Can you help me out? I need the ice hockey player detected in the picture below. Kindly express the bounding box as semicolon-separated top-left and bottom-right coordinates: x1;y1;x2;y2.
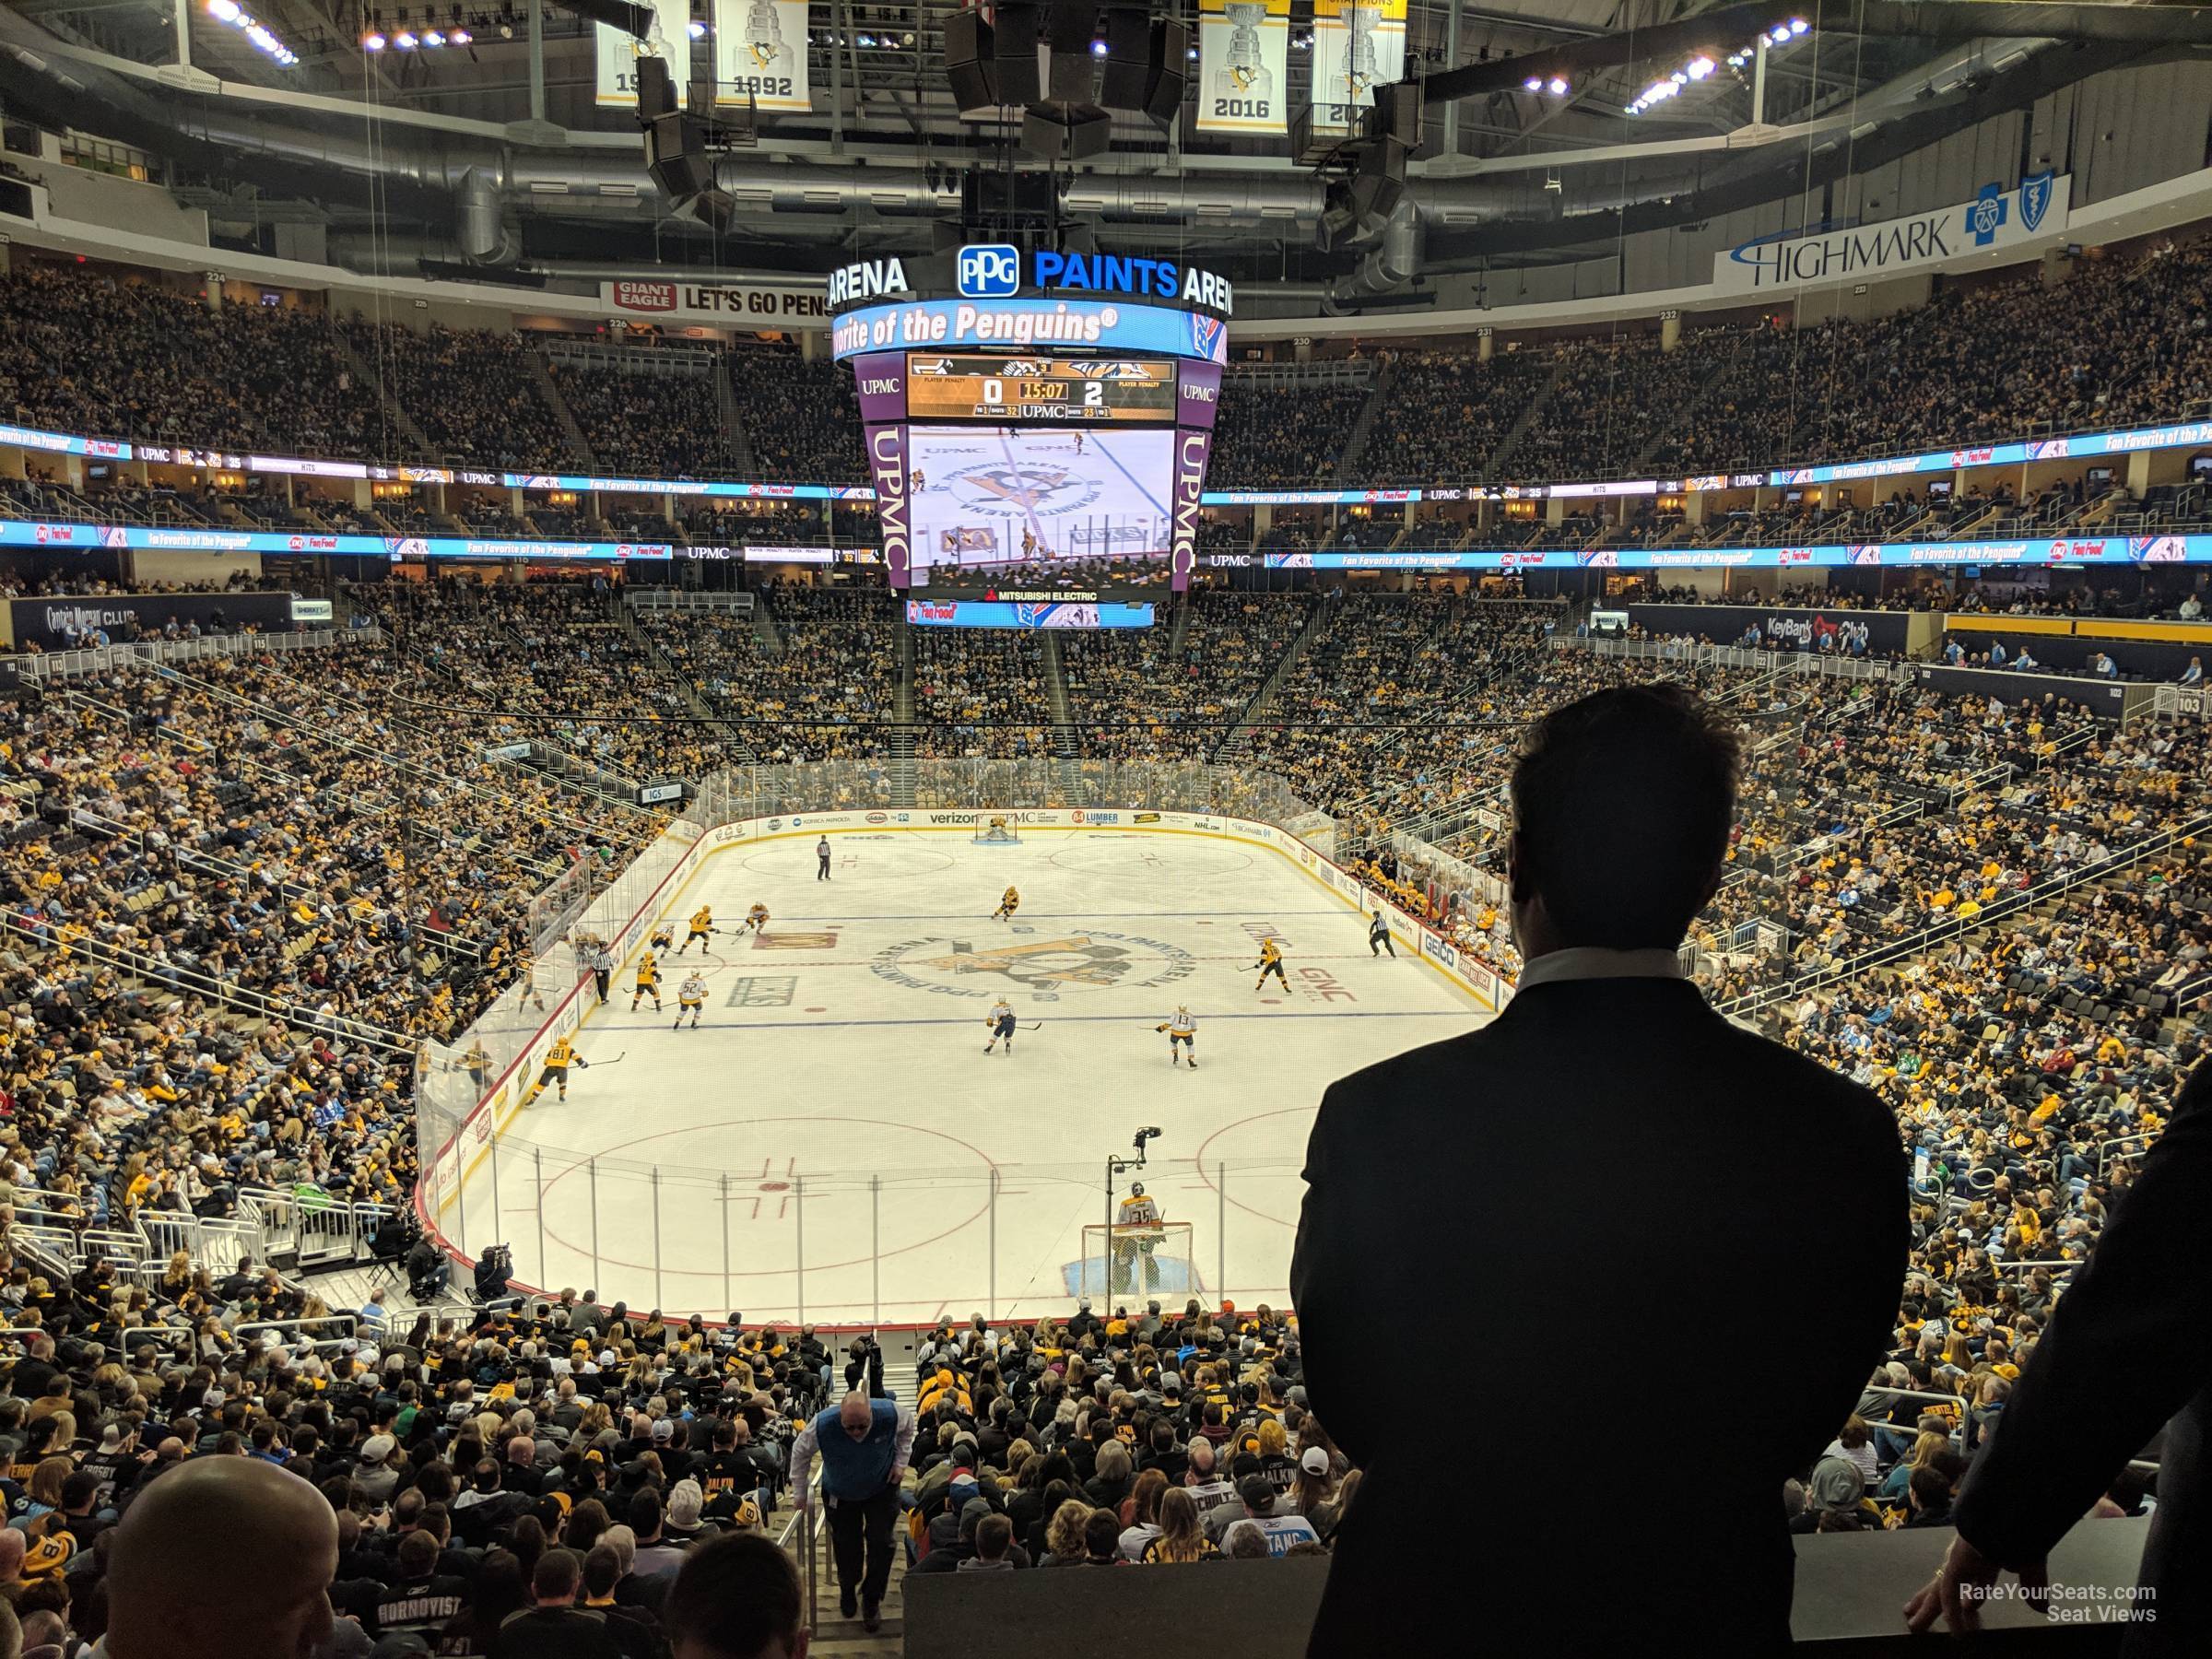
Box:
1369;910;1395;959
524;1034;588;1105
983;997;1017;1055
1253;937;1288;992
650;919;676;954
678;904;714;955
630;950;664;1012
993;886;1020;923
1156;1006;1197;1069
743;901;771;935
676;969;708;1030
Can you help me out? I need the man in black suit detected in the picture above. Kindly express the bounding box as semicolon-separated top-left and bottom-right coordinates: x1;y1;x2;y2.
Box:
1909;1056;2210;1649
1293;684;1908;1654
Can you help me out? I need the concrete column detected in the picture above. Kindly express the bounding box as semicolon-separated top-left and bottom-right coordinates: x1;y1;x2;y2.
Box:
800;330;822;363
204;274;224;312
1659;310;1681;351
1294;338;1313;363
1476;328;1494;364
2125;451;2153;499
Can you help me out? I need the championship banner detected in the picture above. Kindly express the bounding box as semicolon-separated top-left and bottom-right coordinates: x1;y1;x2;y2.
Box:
1196;0;1290;135
594;0;688;108
1309;0;1406;135
712;0;809;112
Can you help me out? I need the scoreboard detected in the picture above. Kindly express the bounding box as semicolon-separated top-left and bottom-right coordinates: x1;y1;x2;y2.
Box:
904;354;1178;423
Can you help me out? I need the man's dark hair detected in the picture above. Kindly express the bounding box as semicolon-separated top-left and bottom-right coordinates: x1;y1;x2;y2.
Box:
1083;1508;1122;1558
1511;683;1740;948
535;1547;582;1601
582;1541;623;1598
629;1488;663;1538
397;1528;439;1575
974;1512;1014;1560
664;1532;803;1657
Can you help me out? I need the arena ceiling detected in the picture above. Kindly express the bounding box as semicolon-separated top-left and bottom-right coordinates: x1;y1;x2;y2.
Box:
0;1;2205;293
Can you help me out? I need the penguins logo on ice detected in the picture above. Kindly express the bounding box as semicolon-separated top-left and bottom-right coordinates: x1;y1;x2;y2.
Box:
874;929;1195;997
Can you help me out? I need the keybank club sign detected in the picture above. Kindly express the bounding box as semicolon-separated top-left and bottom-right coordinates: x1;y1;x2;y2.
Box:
1713;172;2069;295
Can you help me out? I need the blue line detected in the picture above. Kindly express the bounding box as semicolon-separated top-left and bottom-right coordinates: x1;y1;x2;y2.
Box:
721;909;1354;922
594;1010;1472;1031
1095;431;1171;522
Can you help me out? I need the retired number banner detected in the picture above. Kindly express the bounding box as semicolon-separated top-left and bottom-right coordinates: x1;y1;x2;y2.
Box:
1196;0;1289;135
713;0;810;112
594;0;689;108
1310;0;1406;135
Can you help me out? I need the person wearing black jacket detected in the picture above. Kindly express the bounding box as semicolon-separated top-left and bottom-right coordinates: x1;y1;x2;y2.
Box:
1910;1056;2212;1649
1293;687;1907;1656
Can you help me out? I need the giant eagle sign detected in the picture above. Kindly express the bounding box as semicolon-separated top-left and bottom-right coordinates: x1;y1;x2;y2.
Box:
1712;172;2068;295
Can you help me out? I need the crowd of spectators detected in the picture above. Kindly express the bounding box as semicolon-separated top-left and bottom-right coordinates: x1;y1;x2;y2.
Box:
730;353;866;484
0;266;386;458
551;358;732;479
1206;374;1371;490
345;324;573;472
911;631;1052;759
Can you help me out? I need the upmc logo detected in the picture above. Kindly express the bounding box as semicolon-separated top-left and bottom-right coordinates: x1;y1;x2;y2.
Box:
958;243;1019;298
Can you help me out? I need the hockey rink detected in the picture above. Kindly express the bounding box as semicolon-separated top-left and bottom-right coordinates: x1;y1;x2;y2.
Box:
454;829;1493;1327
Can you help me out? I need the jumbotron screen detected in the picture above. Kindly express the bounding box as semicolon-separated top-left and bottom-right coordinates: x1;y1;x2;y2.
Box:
908;424;1174;573
904;354;1179;424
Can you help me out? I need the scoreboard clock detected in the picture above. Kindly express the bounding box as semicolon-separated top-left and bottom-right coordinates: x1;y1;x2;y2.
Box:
904;354;1179;423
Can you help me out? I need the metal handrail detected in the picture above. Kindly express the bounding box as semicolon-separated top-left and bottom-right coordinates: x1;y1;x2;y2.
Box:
778;1462;824;1633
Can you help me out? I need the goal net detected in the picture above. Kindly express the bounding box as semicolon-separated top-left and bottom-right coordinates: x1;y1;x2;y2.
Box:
1073;1220;1201;1302
971;815;1023;845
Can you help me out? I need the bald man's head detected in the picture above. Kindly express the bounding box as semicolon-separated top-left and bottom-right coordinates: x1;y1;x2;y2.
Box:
106;1457;337;1659
0;1526;22;1583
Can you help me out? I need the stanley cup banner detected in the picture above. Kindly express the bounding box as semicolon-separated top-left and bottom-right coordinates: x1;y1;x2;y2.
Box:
1196;0;1291;135
1310;0;1406;135
594;0;688;106
713;0;811;112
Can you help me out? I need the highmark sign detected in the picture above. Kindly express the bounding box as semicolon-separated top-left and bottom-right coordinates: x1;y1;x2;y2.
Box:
1712;172;2068;295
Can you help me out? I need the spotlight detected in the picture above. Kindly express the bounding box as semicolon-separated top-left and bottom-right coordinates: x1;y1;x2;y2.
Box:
1523;76;1541;91
1548;76;1569;94
423;27;444;44
1090;37;1107;56
206;0;241;19
450;25;470;41
499;22;513;37
1770;27;1792;45
856;30;873;46
1688;55;1714;79
362;29;387;50
1670;70;1686;84
394;28;417;47
687;18;704;37
1789;18;1809;34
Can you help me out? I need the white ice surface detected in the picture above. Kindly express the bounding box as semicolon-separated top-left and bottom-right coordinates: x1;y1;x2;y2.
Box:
456;830;1490;1327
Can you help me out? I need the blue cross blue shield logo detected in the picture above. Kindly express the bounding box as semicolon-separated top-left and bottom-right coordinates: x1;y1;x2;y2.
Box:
1965;183;2009;248
2018;171;2055;233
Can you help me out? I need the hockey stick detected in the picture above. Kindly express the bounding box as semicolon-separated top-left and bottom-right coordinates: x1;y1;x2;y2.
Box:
1021;1020;1044;1031
580;1051;629;1068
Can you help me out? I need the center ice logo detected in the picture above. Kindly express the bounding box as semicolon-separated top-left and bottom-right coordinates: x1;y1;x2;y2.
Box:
948;463;1104;519
872;930;1194;1001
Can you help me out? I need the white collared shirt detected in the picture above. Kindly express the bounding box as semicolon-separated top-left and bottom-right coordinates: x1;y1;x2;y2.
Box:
1513;946;1688;992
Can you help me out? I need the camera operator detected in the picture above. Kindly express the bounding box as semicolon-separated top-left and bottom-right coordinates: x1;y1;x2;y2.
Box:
472;1242;513;1305
406;1232;448;1300
844;1335;887;1400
